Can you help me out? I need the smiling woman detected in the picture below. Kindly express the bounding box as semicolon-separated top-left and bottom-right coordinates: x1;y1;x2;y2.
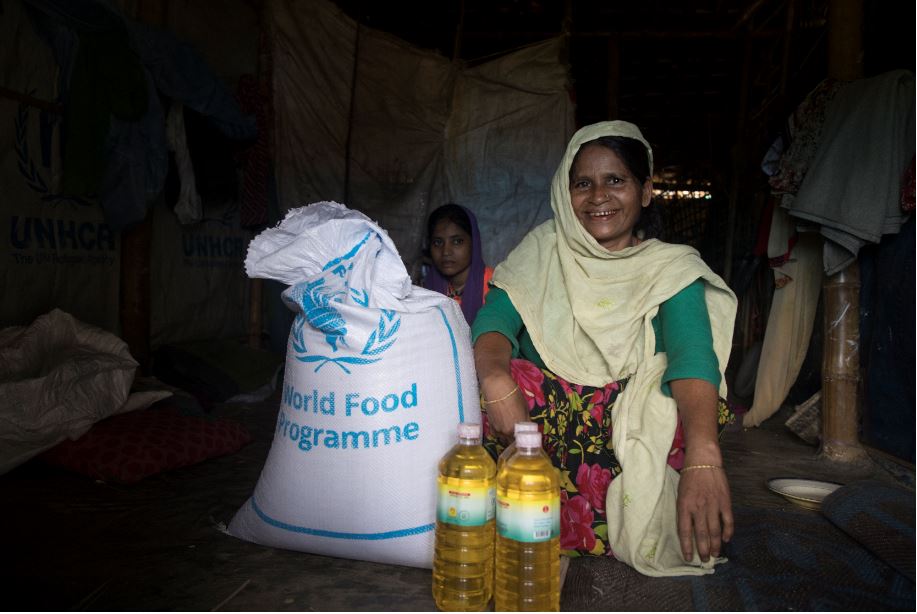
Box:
471;120;739;577
568;139;653;251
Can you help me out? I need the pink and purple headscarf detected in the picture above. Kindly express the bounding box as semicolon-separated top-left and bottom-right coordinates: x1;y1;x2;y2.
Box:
423;204;487;326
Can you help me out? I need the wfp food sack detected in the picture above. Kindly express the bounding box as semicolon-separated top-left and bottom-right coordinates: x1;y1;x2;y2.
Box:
228;202;478;568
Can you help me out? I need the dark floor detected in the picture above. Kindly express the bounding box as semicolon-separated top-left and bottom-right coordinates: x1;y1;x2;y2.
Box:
0;397;912;611
721;405;912;511
561;405;915;611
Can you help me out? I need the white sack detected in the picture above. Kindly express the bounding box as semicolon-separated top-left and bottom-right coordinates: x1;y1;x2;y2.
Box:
229;202;477;568
0;309;138;474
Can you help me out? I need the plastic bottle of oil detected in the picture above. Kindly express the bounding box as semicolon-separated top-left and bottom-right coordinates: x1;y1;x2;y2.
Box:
494;430;560;611
496;421;539;473
432;422;497;611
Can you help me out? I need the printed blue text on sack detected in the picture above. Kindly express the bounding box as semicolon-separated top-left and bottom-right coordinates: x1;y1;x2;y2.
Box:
280;383;420;453
283;383;417;416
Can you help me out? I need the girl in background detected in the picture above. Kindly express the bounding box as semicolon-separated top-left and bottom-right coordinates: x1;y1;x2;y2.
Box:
422;204;493;326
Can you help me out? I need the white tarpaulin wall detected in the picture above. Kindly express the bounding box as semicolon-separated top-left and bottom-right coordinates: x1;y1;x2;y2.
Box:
270;0;575;270
1;0;254;346
150;199;252;348
0;0;121;333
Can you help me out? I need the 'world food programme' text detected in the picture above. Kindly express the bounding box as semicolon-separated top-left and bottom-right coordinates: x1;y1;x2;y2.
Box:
277;383;420;453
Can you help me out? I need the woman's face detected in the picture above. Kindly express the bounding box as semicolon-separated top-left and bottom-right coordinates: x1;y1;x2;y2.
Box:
569;143;652;252
429;219;472;285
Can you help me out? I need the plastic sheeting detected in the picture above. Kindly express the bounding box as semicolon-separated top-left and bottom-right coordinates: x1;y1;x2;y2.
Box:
0;0;121;332
269;0;574;271
0;309;138;475
1;0;253;346
150;199;252;349
860;217;916;462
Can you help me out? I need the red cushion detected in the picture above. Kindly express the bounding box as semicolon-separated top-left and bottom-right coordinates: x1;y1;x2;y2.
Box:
40;405;252;484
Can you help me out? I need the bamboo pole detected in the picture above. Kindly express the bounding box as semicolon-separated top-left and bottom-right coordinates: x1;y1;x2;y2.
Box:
247;4;273;351
452;0;465;61
120;220;152;373
826;0;863;81
723;34;752;284
344;25;361;205
248;278;263;349
779;0;796;98
820;268;867;462
119;0;166;374
606;33;620;121
818;0;868;465
0;86;63;112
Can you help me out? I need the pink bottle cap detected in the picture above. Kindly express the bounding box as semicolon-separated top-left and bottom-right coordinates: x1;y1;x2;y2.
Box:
514;421;538;435
458;422;482;439
515;431;541;449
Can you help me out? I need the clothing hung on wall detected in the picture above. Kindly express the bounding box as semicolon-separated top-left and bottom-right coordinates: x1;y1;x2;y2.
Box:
744;71;915;426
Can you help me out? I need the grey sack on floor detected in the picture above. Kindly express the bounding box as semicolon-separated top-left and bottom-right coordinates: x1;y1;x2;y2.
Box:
821;479;916;582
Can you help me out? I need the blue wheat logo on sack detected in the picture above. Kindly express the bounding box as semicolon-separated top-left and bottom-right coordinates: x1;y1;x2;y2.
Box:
301;277;349;351
290;232;400;373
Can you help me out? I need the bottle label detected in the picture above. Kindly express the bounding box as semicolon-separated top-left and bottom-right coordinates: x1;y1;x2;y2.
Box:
496;494;560;543
437;481;496;527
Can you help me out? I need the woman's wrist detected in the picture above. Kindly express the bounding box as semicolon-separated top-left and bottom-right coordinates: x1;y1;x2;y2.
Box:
481;384;519;405
683;439;723;467
479;376;526;437
479;369;515;394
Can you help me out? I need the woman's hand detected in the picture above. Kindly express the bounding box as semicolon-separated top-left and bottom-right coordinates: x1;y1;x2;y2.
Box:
676;463;733;562
480;376;528;441
473;332;528;441
669;378;734;562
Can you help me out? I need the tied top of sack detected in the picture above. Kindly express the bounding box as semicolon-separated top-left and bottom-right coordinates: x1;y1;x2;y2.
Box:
245;202;413;311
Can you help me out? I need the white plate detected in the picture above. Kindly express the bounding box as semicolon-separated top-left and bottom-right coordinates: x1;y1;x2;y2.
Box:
766;478;843;510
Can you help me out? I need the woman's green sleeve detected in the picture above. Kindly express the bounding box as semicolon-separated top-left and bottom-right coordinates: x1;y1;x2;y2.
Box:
470;287;524;355
657;279;721;396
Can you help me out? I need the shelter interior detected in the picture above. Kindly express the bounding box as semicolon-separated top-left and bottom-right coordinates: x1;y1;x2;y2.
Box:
0;0;914;610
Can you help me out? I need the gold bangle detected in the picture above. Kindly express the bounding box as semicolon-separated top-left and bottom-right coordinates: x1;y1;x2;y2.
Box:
481;385;519;406
681;464;723;472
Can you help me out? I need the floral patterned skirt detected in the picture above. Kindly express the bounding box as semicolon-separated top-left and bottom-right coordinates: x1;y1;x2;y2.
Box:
481;359;734;558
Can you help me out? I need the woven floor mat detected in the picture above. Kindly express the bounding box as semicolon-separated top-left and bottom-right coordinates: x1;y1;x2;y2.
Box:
561;506;915;611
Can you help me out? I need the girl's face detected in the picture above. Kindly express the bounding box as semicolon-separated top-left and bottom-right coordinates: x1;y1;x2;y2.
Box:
429;219;472;285
569;143;652;252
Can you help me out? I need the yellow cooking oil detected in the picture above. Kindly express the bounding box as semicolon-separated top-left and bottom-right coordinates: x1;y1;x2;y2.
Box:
432;422;496;611
496;421;539;473
495;430;560;612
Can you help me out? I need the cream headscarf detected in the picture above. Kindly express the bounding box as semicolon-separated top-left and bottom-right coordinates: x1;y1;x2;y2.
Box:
491;121;737;576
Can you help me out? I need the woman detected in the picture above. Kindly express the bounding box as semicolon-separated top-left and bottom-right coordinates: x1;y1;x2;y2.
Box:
422;204;493;325
472;121;737;577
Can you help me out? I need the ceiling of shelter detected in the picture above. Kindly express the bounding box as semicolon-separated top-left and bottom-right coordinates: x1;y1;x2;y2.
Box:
330;0;912;195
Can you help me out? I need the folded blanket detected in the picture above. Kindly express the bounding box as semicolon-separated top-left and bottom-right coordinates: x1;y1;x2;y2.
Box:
821;479;915;582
